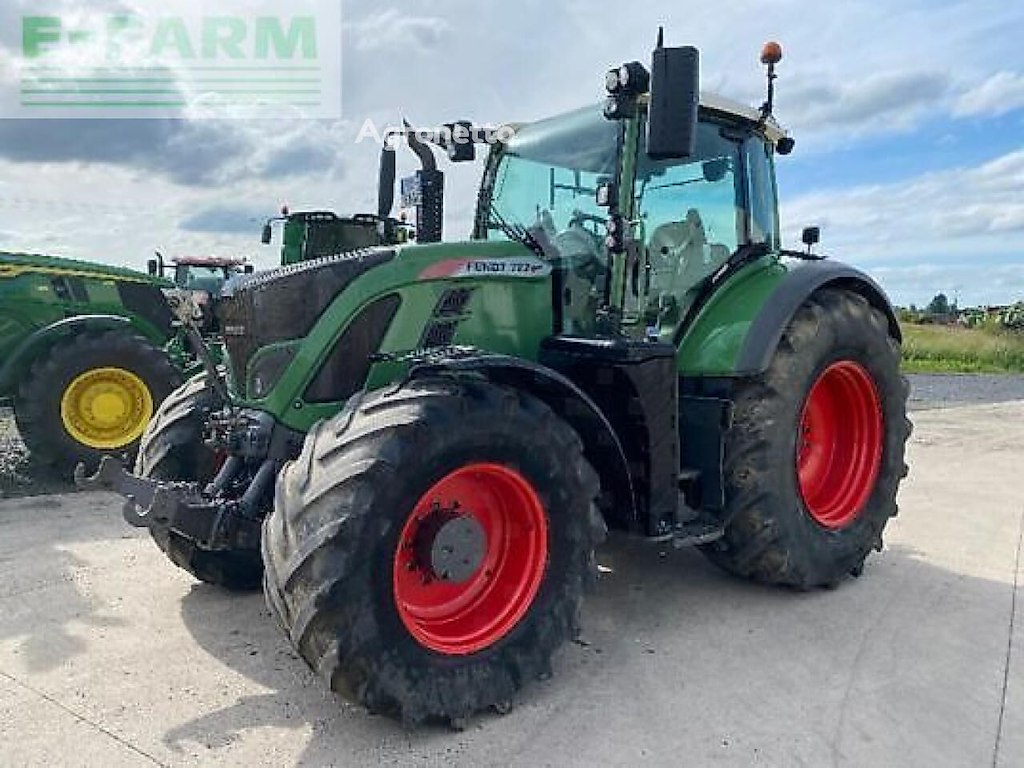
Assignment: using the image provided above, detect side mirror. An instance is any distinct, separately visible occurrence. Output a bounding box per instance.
[244,264,255,274]
[261,223,273,245]
[802,226,821,248]
[647,43,700,160]
[147,258,158,276]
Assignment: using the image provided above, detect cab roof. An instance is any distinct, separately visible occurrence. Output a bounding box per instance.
[502,91,787,146]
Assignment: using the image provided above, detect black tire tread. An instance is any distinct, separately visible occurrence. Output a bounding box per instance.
[262,377,604,723]
[704,289,911,588]
[137,373,262,591]
[15,329,180,470]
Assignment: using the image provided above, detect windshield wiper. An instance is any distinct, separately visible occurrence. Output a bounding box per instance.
[488,204,549,260]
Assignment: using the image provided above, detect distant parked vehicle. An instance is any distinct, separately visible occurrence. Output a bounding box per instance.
[0,251,183,472]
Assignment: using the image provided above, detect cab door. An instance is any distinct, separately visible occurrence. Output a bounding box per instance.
[627,121,744,341]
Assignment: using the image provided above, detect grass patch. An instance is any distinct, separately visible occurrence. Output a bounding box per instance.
[900,323,1024,374]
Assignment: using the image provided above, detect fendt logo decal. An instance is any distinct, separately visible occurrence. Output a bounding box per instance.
[419,258,552,281]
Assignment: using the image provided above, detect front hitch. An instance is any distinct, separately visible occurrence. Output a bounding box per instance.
[75,456,261,550]
[75,456,203,529]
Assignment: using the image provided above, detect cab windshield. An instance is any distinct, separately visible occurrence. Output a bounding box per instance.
[484,104,619,243]
[481,103,773,335]
[175,265,227,293]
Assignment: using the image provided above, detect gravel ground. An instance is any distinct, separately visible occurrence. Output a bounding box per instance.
[0,406,74,499]
[3,373,1024,499]
[908,373,1024,409]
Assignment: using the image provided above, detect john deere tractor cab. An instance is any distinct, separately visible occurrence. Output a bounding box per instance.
[147,252,254,336]
[261,208,413,265]
[82,36,909,725]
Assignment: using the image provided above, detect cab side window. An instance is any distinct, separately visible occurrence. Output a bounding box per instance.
[635,122,742,335]
[745,138,779,249]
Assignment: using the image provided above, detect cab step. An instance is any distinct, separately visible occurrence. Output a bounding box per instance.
[672,514,725,548]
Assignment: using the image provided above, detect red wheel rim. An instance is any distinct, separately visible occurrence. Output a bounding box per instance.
[797,361,884,530]
[392,463,548,655]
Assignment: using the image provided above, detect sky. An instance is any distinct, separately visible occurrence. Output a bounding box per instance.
[0,0,1022,309]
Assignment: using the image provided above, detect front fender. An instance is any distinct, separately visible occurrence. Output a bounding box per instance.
[408,353,639,531]
[678,256,900,377]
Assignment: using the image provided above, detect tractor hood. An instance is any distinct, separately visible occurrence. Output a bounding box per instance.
[218,246,397,387]
[217,239,545,392]
[0,250,172,286]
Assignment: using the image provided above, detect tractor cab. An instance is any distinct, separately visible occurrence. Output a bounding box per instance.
[373,40,793,348]
[475,94,787,340]
[147,253,253,333]
[260,209,413,265]
[148,253,253,293]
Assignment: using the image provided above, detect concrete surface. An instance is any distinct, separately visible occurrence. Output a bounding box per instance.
[0,403,1022,768]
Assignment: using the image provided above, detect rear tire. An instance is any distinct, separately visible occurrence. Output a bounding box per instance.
[15,329,180,474]
[136,374,263,591]
[702,289,911,588]
[262,378,604,723]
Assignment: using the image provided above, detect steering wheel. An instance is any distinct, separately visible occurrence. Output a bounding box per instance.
[568,210,607,230]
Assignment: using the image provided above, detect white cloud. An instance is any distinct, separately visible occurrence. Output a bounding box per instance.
[782,71,950,136]
[348,10,451,53]
[1,0,1023,309]
[783,148,1024,248]
[781,148,1024,305]
[955,71,1024,118]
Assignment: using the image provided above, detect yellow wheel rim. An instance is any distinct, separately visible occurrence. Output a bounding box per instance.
[59,367,154,450]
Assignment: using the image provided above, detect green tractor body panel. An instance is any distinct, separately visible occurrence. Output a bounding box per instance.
[231,239,553,432]
[0,251,177,396]
[676,255,901,377]
[676,255,787,375]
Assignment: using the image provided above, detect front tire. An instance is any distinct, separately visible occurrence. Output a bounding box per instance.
[703,289,911,588]
[262,378,604,723]
[15,329,180,473]
[136,374,263,590]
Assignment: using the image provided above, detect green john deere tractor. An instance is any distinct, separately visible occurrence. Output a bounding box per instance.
[0,251,183,472]
[82,39,911,723]
[260,208,411,263]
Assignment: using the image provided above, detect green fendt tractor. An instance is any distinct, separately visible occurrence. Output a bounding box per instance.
[0,251,183,471]
[82,39,910,724]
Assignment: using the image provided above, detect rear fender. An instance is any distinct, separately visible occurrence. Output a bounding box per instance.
[678,257,900,377]
[737,261,900,374]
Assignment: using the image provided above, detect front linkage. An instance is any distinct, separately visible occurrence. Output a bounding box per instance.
[75,455,261,551]
[77,289,303,557]
[76,406,299,552]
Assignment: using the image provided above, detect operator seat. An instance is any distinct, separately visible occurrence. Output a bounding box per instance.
[648,208,708,299]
